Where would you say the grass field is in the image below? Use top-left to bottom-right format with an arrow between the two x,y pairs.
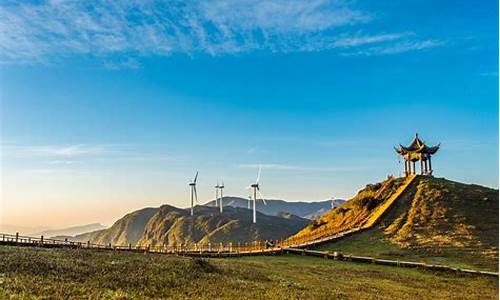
0,246 -> 497,299
315,228 -> 498,272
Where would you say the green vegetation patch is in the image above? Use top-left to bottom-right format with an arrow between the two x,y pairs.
0,246 -> 497,299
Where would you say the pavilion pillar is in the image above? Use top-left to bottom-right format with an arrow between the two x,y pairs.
403,160 -> 408,176
412,161 -> 416,175
428,156 -> 432,175
420,159 -> 424,175
423,159 -> 428,174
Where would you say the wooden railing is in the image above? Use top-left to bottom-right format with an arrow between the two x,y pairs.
1,232 -> 496,276
0,176 -> 418,255
0,232 -> 282,254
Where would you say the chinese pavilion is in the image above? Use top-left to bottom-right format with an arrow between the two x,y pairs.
395,134 -> 440,176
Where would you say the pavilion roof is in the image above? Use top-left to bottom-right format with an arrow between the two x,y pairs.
395,134 -> 440,155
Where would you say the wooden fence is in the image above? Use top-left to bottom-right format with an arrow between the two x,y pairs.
283,248 -> 499,277
1,233 -> 497,277
0,175 -> 418,254
2,175 -> 495,277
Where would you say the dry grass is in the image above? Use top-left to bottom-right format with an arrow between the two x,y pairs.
291,176 -> 407,240
315,176 -> 499,271
0,246 -> 497,299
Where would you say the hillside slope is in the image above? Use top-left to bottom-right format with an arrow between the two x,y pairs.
291,176 -> 408,239
75,207 -> 159,245
295,176 -> 499,270
137,205 -> 309,247
205,197 -> 344,219
72,205 -> 309,247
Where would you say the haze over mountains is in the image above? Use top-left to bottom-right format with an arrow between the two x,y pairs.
33,223 -> 107,238
205,197 -> 345,219
0,223 -> 106,237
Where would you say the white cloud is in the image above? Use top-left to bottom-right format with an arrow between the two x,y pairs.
479,71 -> 498,77
333,33 -> 409,47
235,163 -> 368,172
346,39 -> 444,56
373,40 -> 444,55
0,0 -> 442,64
20,145 -> 107,157
2,143 -> 178,163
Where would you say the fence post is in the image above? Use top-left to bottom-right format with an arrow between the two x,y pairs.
15,232 -> 19,244
40,235 -> 44,246
87,240 -> 90,248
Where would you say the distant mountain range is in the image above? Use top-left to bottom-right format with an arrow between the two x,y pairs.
205,197 -> 345,219
72,205 -> 310,246
15,198 -> 341,246
0,223 -> 107,237
32,223 -> 107,238
0,224 -> 50,235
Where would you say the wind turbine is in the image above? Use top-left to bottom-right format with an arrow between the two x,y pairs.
219,181 -> 224,213
189,171 -> 198,216
248,166 -> 266,223
214,181 -> 220,207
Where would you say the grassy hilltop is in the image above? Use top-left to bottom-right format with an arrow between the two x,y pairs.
0,246 -> 497,299
293,176 -> 498,271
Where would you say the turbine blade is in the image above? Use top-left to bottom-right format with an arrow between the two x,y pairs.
194,186 -> 198,203
194,171 -> 198,183
256,165 -> 261,183
258,190 -> 267,205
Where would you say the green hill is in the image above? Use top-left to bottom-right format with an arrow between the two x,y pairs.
291,176 -> 408,239
295,176 -> 499,271
73,205 -> 309,247
137,205 -> 309,247
75,207 -> 158,246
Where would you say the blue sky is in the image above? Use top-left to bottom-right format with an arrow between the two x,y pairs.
1,0 -> 498,227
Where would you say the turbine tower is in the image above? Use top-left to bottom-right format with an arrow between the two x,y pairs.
189,171 -> 198,216
214,182 -> 220,207
248,166 -> 266,223
219,181 -> 224,213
